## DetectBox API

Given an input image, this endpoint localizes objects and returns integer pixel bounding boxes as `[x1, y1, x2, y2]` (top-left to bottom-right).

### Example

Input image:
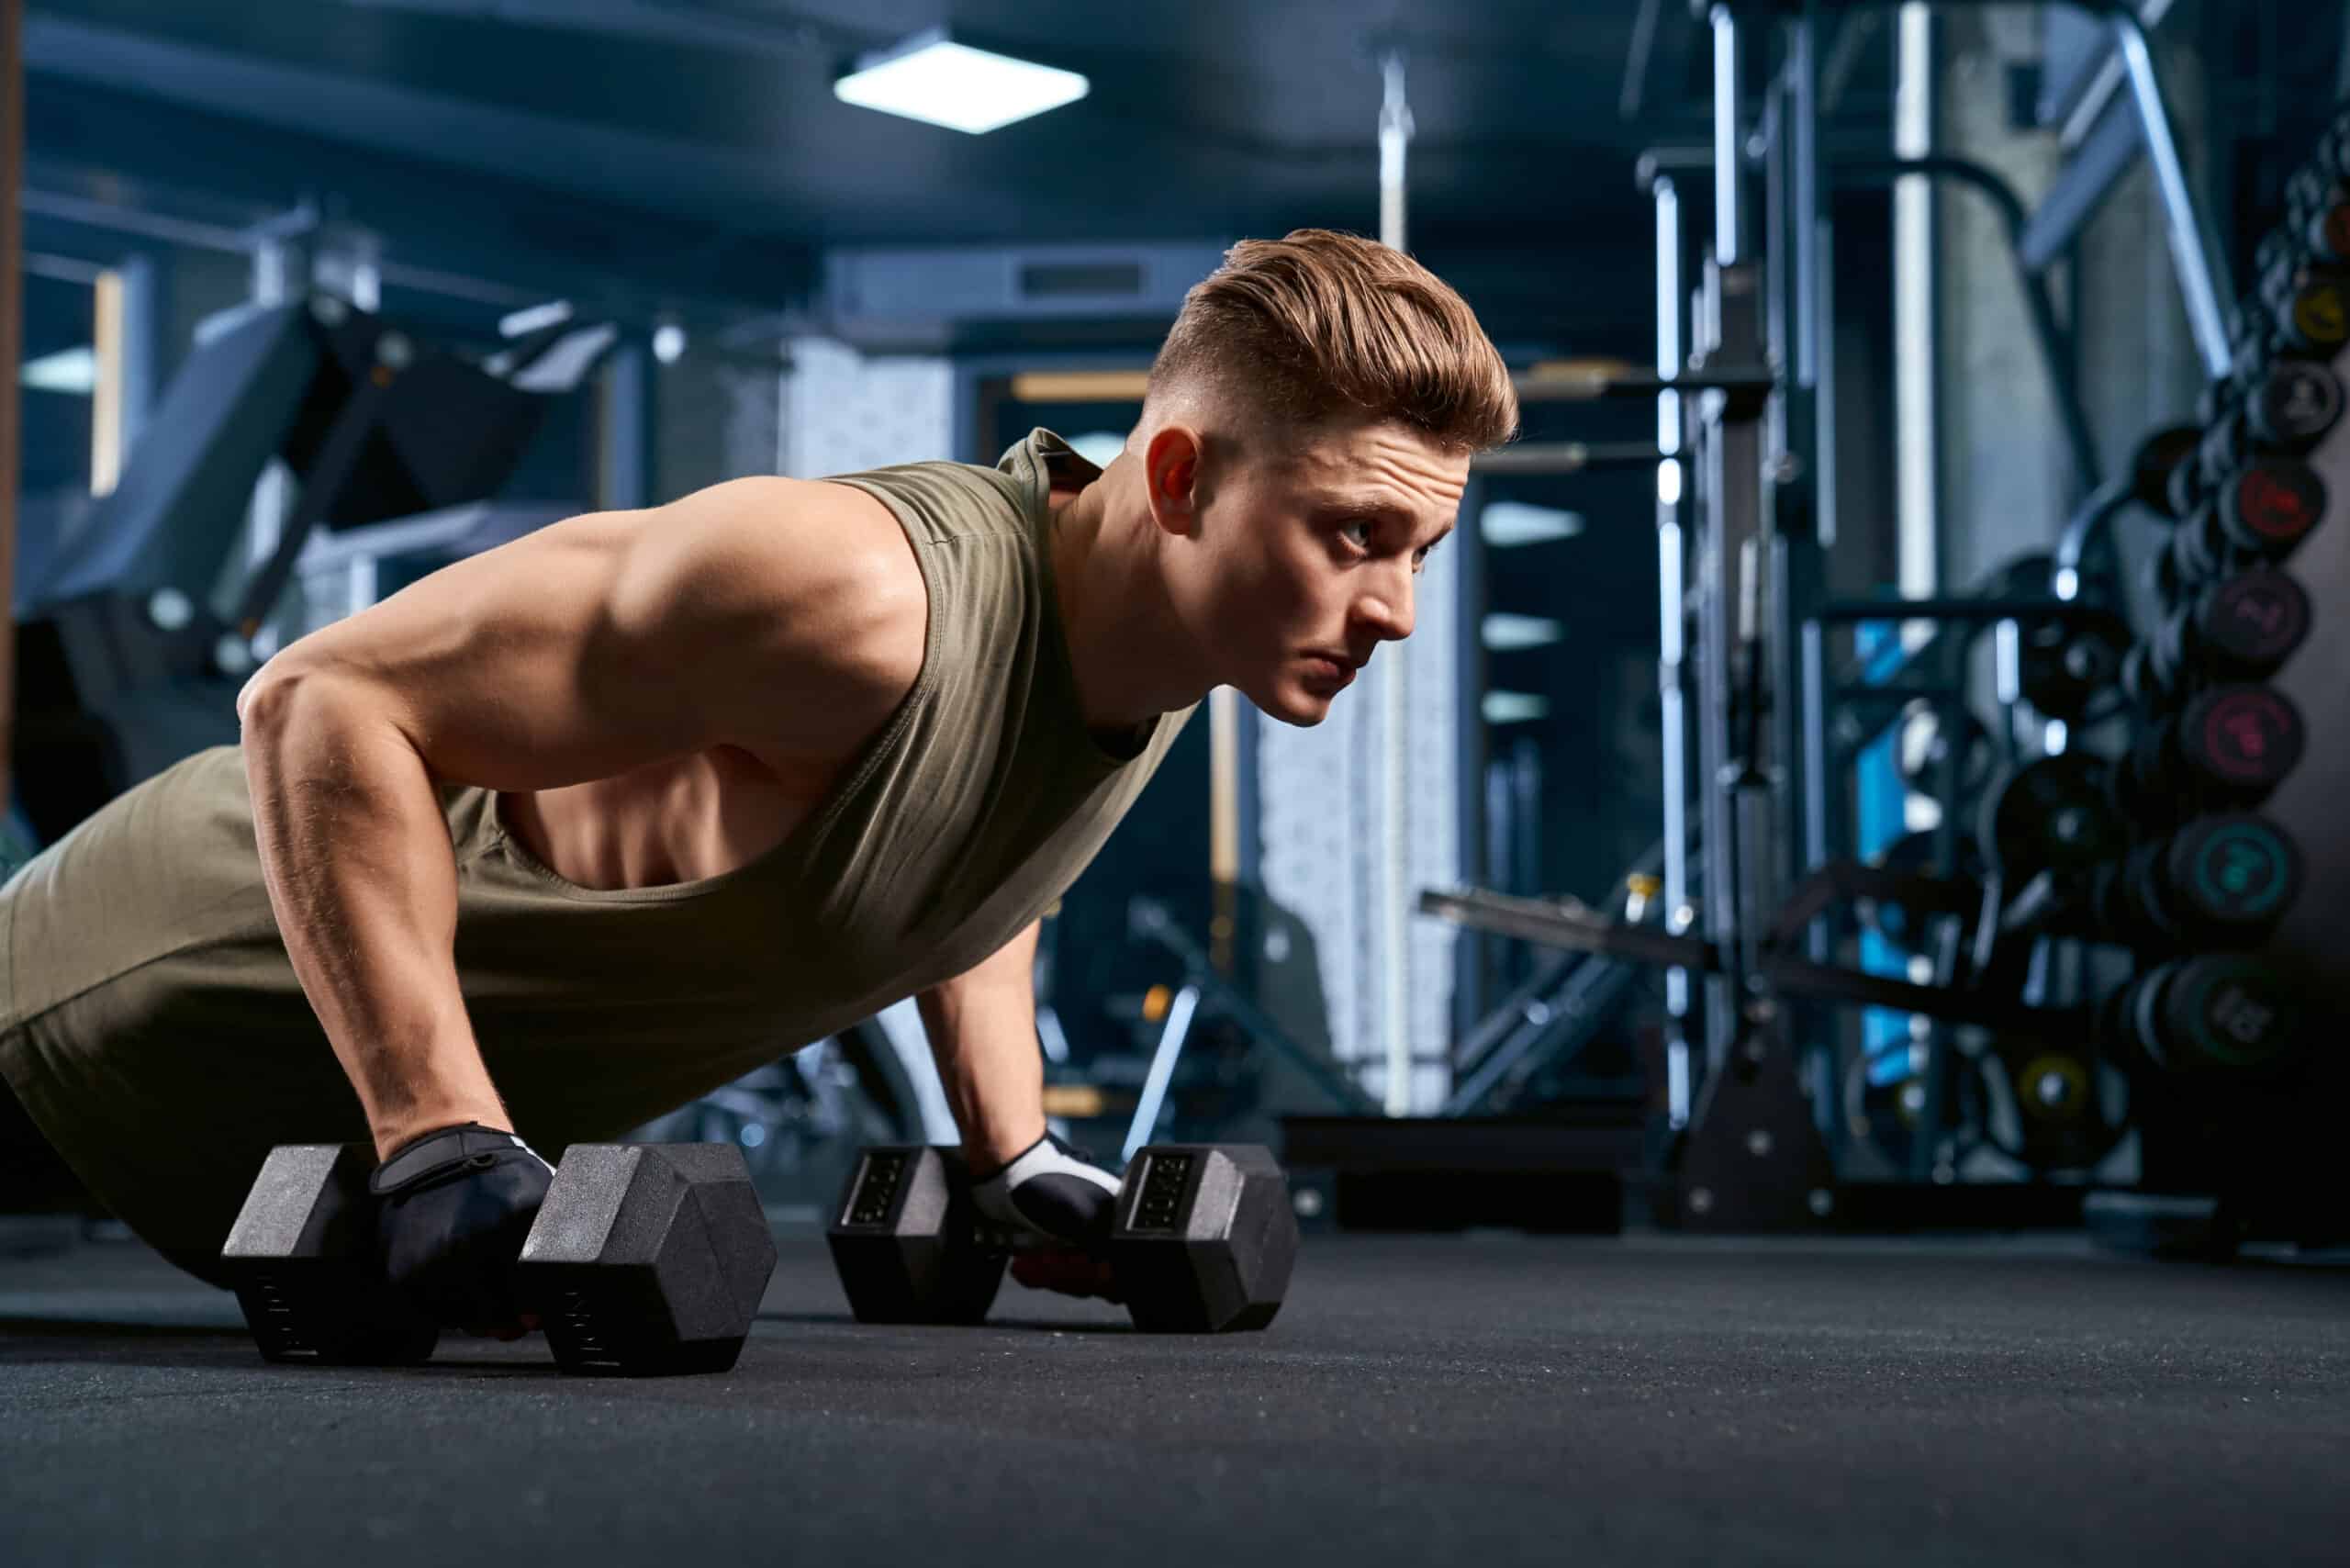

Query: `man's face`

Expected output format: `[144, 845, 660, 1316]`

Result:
[1158, 418, 1472, 726]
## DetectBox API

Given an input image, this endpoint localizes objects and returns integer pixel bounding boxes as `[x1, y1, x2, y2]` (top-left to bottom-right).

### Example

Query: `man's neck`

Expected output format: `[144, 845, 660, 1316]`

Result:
[1048, 465, 1213, 732]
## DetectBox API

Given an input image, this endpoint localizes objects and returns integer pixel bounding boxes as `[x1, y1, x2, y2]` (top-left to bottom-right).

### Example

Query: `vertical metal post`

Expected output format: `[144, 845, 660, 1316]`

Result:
[598, 342, 653, 511]
[1893, 3, 1939, 603]
[1376, 50, 1415, 1115]
[1653, 174, 1694, 1127]
[1712, 5, 1745, 266]
[1695, 262, 1769, 1068]
[2109, 12, 2232, 378]
[0, 0, 19, 812]
[1791, 4, 1821, 394]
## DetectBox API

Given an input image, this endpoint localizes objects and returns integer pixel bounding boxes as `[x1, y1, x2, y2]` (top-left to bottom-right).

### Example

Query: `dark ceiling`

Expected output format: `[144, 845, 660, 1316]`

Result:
[21, 0, 1731, 349]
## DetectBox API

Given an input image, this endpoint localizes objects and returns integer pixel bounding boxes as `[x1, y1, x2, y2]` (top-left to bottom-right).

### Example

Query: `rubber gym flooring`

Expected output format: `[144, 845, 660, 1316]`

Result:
[3, 1227, 2344, 1567]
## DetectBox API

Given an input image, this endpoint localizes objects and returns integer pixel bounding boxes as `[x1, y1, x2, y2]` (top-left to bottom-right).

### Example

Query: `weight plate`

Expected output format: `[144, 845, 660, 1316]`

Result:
[2312, 201, 2350, 263]
[2014, 1053, 2091, 1125]
[2249, 358, 2345, 447]
[2220, 458, 2327, 550]
[2197, 567, 2311, 670]
[2287, 280, 2349, 349]
[1894, 700, 1992, 804]
[1976, 754, 2122, 880]
[2165, 813, 2301, 929]
[2180, 685, 2305, 791]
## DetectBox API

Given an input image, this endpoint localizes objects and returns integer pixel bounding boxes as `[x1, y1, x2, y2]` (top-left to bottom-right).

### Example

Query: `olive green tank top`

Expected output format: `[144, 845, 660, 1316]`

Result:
[0, 428, 1192, 1260]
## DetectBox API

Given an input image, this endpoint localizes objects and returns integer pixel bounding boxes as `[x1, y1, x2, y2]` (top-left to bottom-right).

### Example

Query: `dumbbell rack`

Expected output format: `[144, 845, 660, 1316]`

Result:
[2096, 108, 2350, 1249]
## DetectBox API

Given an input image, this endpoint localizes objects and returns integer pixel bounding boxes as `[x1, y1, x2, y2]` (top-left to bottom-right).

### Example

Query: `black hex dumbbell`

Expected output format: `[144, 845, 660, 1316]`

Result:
[218, 1140, 776, 1375]
[828, 1143, 1299, 1333]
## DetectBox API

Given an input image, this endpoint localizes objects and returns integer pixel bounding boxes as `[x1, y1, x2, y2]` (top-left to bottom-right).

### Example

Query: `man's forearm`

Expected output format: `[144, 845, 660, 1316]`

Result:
[242, 672, 511, 1159]
[916, 922, 1047, 1171]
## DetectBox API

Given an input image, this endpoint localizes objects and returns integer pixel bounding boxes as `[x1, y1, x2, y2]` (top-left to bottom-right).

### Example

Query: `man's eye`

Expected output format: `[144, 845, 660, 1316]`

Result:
[1339, 520, 1374, 549]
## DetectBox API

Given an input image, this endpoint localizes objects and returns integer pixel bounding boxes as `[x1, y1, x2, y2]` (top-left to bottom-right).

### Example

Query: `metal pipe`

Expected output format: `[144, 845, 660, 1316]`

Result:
[0, 0, 18, 814]
[1376, 49, 1415, 1116]
[1712, 5, 1744, 264]
[2109, 11, 2232, 377]
[1123, 984, 1201, 1162]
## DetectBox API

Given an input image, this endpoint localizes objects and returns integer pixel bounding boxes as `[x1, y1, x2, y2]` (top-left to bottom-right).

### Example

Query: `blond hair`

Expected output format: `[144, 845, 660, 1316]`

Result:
[1147, 229, 1518, 454]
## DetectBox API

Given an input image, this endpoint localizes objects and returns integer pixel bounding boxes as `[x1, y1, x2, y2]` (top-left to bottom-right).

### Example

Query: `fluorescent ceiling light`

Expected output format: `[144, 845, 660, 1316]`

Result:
[22, 346, 96, 394]
[1482, 614, 1565, 652]
[1480, 500, 1584, 548]
[1482, 691, 1551, 725]
[836, 30, 1089, 134]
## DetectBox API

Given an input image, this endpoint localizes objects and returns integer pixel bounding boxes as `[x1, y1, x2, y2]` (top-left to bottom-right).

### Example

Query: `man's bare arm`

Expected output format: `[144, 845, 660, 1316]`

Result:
[915, 921, 1048, 1171]
[238, 476, 927, 1158]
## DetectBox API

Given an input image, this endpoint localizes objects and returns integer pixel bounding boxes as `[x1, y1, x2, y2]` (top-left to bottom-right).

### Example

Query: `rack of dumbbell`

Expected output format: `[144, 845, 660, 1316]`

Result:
[2054, 129, 2350, 1256]
[1800, 552, 2139, 1197]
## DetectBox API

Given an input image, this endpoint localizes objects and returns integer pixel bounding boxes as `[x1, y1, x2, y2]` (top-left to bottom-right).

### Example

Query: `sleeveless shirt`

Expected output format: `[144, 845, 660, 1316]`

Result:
[0, 429, 1193, 1260]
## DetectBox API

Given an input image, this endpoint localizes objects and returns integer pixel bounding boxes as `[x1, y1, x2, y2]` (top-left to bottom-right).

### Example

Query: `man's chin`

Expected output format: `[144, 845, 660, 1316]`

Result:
[1254, 684, 1337, 727]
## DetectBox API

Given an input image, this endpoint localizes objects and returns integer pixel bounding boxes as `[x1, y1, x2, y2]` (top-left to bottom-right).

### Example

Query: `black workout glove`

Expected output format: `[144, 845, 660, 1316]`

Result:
[369, 1122, 555, 1339]
[972, 1134, 1125, 1303]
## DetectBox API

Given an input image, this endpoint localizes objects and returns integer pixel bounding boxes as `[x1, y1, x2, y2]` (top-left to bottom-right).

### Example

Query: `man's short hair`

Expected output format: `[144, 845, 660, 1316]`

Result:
[1148, 229, 1519, 455]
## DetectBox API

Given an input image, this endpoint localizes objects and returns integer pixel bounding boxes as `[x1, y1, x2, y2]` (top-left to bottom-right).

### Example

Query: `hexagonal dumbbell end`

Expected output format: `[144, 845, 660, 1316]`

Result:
[825, 1146, 1009, 1325]
[1111, 1145, 1300, 1334]
[516, 1143, 777, 1376]
[218, 1143, 440, 1366]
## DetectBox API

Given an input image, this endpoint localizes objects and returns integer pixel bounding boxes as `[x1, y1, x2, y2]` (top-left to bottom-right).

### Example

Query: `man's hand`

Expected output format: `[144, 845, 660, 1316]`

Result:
[370, 1123, 554, 1339]
[974, 1134, 1126, 1303]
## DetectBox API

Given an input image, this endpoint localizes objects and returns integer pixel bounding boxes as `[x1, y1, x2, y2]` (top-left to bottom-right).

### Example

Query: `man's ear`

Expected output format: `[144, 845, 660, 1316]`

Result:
[1142, 425, 1204, 539]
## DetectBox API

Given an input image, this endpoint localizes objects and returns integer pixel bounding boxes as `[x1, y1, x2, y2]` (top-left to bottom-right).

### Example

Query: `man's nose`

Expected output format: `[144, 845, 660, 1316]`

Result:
[1359, 573, 1415, 644]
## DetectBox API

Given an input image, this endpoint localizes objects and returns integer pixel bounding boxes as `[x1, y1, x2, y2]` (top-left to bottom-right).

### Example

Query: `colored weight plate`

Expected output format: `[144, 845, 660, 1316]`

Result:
[2004, 1052, 2127, 1172]
[2178, 684, 2305, 794]
[1976, 754, 2123, 880]
[2280, 278, 2349, 351]
[2196, 567, 2311, 673]
[2163, 813, 2301, 933]
[2308, 196, 2350, 263]
[2129, 424, 2201, 518]
[2218, 458, 2327, 551]
[2247, 357, 2345, 449]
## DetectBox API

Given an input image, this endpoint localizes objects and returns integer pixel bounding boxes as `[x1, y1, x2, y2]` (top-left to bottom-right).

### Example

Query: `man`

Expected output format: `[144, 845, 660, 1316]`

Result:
[0, 230, 1517, 1337]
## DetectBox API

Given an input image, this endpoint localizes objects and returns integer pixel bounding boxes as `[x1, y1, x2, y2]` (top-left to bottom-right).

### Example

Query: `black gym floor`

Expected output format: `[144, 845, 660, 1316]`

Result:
[4, 1228, 2344, 1567]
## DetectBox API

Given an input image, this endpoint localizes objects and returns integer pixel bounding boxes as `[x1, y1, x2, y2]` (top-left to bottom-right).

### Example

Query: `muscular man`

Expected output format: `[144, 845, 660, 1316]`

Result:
[0, 230, 1517, 1335]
